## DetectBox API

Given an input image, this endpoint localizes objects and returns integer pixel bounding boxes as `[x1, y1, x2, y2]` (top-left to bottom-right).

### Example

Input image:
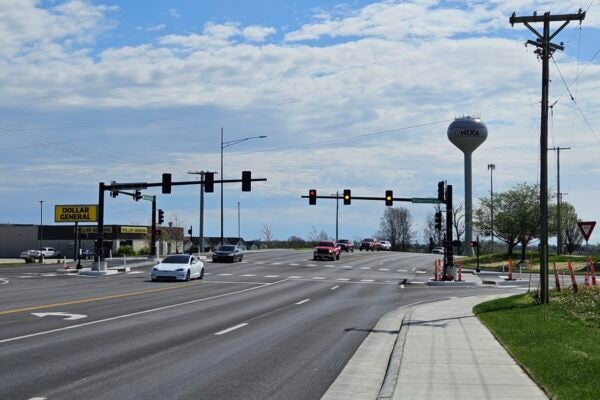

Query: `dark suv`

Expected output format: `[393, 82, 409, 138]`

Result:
[359, 238, 380, 251]
[336, 239, 354, 252]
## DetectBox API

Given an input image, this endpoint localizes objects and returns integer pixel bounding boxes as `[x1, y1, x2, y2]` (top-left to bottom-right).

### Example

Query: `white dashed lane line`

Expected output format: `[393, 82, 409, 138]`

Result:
[416, 271, 427, 274]
[330, 286, 339, 290]
[288, 276, 303, 279]
[337, 278, 350, 281]
[218, 273, 233, 276]
[397, 269, 407, 272]
[215, 323, 249, 336]
[289, 263, 299, 266]
[379, 268, 389, 271]
[271, 262, 283, 265]
[295, 299, 310, 305]
[264, 275, 280, 278]
[359, 267, 370, 270]
[240, 274, 256, 277]
[361, 279, 375, 282]
[312, 277, 326, 280]
[307, 264, 317, 267]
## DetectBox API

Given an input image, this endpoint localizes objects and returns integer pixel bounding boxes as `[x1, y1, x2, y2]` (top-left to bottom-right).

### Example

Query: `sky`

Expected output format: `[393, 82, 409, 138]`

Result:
[1, 0, 599, 245]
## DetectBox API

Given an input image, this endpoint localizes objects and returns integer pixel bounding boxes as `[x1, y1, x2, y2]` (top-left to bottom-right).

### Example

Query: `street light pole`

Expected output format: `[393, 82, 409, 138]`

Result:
[237, 202, 241, 239]
[220, 129, 266, 247]
[38, 200, 44, 250]
[487, 164, 495, 251]
[331, 191, 339, 243]
[188, 170, 218, 254]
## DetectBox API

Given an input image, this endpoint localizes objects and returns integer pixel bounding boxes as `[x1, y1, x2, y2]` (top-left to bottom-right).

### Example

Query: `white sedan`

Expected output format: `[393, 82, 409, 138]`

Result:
[151, 254, 205, 282]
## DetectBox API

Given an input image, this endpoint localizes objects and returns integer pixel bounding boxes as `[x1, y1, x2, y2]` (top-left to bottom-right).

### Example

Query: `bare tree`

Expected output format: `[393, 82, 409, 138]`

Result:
[378, 207, 414, 251]
[164, 214, 184, 253]
[261, 223, 273, 247]
[423, 204, 444, 249]
[453, 201, 465, 253]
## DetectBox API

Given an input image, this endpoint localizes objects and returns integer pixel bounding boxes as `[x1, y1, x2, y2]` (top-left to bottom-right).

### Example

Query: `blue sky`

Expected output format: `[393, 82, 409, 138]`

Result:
[1, 0, 599, 245]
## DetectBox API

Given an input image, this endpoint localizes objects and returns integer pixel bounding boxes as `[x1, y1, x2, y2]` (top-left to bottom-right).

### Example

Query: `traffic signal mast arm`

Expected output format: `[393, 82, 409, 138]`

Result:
[107, 178, 267, 191]
[302, 194, 413, 202]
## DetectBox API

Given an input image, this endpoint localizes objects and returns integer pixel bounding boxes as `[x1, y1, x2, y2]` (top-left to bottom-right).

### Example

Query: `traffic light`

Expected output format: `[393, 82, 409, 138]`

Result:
[158, 209, 164, 225]
[385, 190, 393, 206]
[437, 181, 445, 203]
[188, 225, 193, 236]
[343, 189, 351, 205]
[434, 211, 442, 231]
[242, 171, 251, 192]
[110, 189, 118, 198]
[134, 190, 142, 201]
[204, 172, 214, 193]
[162, 173, 172, 194]
[309, 189, 317, 205]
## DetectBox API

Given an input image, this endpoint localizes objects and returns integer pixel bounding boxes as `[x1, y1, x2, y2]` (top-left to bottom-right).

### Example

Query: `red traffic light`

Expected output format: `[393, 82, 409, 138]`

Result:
[309, 189, 317, 205]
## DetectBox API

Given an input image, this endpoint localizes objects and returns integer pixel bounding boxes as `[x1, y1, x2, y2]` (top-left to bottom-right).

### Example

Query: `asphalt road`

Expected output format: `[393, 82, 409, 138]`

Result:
[0, 249, 517, 400]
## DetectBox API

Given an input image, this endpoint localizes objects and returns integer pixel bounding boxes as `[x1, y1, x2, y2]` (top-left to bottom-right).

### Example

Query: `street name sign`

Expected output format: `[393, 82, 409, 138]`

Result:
[577, 221, 596, 241]
[411, 198, 441, 204]
[142, 195, 154, 201]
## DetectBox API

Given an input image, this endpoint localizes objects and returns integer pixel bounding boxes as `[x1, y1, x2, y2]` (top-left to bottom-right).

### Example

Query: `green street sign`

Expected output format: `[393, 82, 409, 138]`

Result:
[142, 195, 154, 201]
[412, 198, 441, 204]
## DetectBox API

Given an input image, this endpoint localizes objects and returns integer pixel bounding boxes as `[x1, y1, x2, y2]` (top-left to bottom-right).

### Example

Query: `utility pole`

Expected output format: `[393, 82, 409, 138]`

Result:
[237, 201, 241, 239]
[487, 164, 495, 251]
[549, 147, 570, 255]
[151, 196, 156, 258]
[510, 9, 585, 304]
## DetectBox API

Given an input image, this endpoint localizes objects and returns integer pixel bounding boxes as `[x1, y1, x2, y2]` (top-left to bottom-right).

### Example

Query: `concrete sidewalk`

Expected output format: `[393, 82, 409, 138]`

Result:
[323, 295, 548, 400]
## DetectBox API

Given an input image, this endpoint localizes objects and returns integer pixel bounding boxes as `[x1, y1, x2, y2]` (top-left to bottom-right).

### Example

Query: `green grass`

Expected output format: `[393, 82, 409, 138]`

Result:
[474, 289, 600, 400]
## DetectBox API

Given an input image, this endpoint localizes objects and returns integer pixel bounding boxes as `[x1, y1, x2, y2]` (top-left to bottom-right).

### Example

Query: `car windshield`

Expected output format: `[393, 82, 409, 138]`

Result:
[338, 240, 349, 243]
[363, 239, 373, 242]
[317, 241, 334, 247]
[161, 255, 190, 264]
[218, 246, 236, 252]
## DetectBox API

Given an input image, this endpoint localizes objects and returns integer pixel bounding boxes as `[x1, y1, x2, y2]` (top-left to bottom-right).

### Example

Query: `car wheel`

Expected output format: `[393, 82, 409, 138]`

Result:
[185, 270, 190, 282]
[151, 278, 157, 282]
[240, 255, 243, 262]
[199, 268, 204, 279]
[336, 254, 340, 260]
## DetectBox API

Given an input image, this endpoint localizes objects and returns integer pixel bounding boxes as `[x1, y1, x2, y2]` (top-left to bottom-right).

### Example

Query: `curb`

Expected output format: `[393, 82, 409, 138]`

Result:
[377, 309, 413, 400]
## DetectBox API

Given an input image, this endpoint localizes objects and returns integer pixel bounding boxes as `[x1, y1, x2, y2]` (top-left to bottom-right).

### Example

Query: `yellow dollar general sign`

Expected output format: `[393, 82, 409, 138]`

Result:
[55, 205, 98, 223]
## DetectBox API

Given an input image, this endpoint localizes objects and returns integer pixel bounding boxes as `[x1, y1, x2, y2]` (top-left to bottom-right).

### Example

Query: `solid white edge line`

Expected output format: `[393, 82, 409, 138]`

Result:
[214, 322, 249, 335]
[0, 279, 288, 344]
[295, 299, 310, 305]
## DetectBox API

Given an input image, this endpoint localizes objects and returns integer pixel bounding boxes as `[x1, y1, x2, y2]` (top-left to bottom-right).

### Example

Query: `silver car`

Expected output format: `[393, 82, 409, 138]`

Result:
[151, 254, 205, 282]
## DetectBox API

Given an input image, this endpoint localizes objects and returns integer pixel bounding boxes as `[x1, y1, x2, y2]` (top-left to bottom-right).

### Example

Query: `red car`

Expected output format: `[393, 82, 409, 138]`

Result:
[359, 238, 381, 251]
[313, 240, 341, 261]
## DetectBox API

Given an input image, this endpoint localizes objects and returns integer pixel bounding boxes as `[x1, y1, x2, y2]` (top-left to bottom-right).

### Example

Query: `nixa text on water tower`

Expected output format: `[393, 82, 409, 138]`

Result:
[447, 116, 488, 253]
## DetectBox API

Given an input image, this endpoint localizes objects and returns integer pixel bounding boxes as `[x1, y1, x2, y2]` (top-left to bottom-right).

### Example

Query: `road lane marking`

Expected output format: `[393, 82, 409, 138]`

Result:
[397, 269, 407, 272]
[255, 261, 265, 264]
[312, 277, 326, 280]
[0, 278, 9, 285]
[342, 266, 353, 269]
[288, 276, 303, 279]
[359, 267, 370, 270]
[330, 286, 339, 290]
[215, 323, 249, 336]
[241, 261, 248, 264]
[289, 263, 299, 266]
[361, 279, 375, 282]
[416, 271, 427, 274]
[240, 274, 256, 277]
[218, 273, 233, 276]
[0, 279, 288, 344]
[264, 275, 280, 278]
[295, 299, 310, 305]
[325, 265, 334, 268]
[0, 284, 204, 316]
[307, 264, 317, 267]
[31, 312, 87, 321]
[271, 262, 283, 265]
[379, 268, 389, 271]
[337, 278, 350, 281]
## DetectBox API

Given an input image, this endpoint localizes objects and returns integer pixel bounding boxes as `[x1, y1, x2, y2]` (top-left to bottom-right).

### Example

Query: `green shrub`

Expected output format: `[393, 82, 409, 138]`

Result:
[137, 246, 150, 256]
[116, 245, 135, 257]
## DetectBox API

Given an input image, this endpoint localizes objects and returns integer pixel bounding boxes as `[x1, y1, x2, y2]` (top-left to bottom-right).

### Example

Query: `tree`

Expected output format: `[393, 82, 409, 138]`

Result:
[378, 207, 413, 251]
[452, 201, 465, 253]
[423, 204, 444, 248]
[164, 214, 184, 253]
[261, 224, 273, 247]
[549, 202, 583, 254]
[474, 183, 540, 256]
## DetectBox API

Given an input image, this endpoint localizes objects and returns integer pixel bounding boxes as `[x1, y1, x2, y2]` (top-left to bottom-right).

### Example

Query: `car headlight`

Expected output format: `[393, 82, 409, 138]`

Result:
[227, 253, 234, 256]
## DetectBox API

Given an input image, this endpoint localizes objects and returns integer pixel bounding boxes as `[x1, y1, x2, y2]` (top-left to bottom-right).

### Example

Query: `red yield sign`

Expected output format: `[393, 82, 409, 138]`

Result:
[577, 221, 596, 241]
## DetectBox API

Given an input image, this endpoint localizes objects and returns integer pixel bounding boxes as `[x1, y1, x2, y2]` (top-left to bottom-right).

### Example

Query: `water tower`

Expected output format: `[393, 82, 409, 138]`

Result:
[447, 116, 488, 252]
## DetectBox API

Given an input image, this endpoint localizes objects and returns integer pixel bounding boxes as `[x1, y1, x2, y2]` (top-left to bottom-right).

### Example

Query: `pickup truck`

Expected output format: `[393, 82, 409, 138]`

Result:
[313, 240, 341, 261]
[359, 238, 380, 251]
[336, 239, 354, 252]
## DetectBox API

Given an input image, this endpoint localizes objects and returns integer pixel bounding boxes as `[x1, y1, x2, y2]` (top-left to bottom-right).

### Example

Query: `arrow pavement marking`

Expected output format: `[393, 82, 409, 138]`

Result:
[31, 312, 87, 321]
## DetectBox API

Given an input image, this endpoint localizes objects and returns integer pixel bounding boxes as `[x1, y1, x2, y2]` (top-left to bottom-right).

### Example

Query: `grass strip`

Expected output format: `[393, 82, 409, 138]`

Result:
[474, 290, 600, 400]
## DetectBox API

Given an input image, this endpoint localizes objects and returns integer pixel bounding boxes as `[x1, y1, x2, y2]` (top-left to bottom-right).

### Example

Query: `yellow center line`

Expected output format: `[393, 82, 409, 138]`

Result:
[0, 282, 201, 316]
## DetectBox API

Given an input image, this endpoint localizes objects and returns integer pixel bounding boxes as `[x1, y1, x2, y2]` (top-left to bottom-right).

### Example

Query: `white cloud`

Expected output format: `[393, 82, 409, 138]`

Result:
[242, 25, 276, 42]
[147, 24, 166, 32]
[169, 8, 181, 18]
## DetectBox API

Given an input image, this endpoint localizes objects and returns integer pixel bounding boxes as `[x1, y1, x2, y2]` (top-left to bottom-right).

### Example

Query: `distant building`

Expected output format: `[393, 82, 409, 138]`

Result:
[0, 223, 183, 258]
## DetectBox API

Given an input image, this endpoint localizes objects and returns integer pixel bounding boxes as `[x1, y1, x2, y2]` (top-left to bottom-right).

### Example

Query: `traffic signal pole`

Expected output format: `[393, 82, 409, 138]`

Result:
[151, 196, 157, 258]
